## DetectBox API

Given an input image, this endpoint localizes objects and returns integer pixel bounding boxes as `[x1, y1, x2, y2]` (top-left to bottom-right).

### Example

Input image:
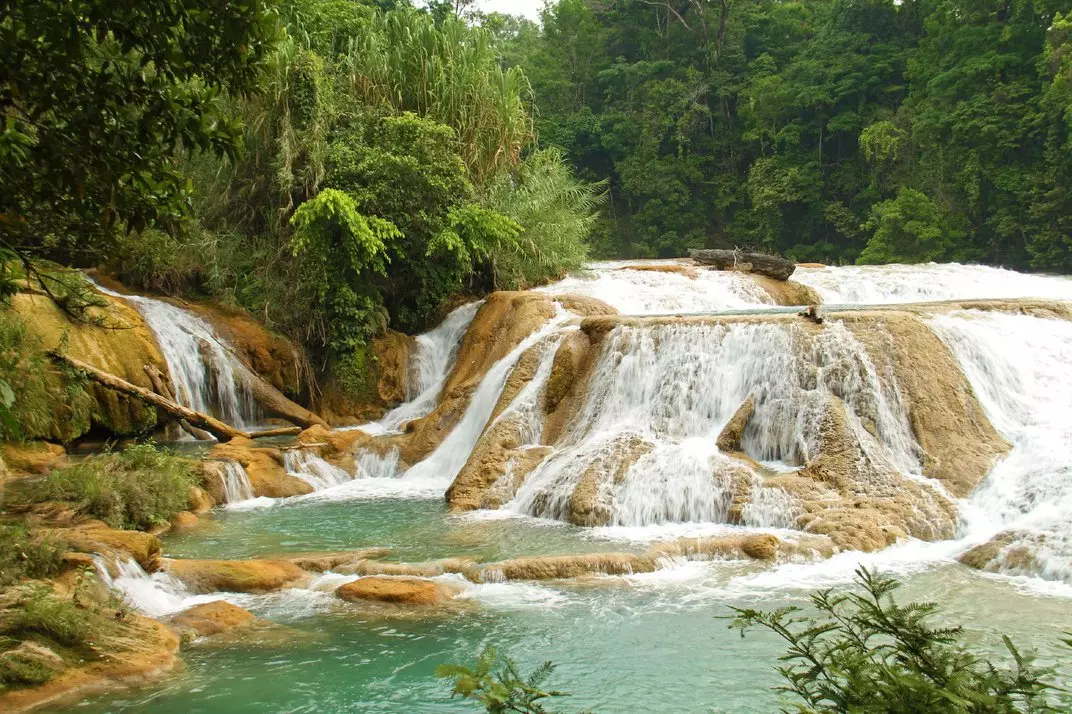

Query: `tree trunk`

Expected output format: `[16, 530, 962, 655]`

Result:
[143, 364, 215, 441]
[197, 338, 329, 430]
[52, 352, 245, 442]
[688, 249, 797, 281]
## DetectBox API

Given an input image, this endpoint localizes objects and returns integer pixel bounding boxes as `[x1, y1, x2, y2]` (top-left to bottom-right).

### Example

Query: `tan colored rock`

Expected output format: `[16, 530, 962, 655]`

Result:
[568, 435, 654, 527]
[447, 413, 532, 511]
[482, 553, 657, 581]
[747, 275, 822, 306]
[648, 533, 782, 561]
[0, 612, 180, 714]
[163, 558, 308, 593]
[320, 329, 414, 425]
[285, 549, 394, 572]
[187, 485, 215, 513]
[958, 531, 1045, 577]
[335, 576, 462, 605]
[716, 395, 755, 453]
[1, 441, 66, 475]
[210, 438, 314, 498]
[170, 511, 201, 530]
[845, 312, 1009, 497]
[543, 330, 591, 414]
[614, 263, 699, 279]
[55, 521, 162, 571]
[331, 557, 478, 580]
[170, 600, 257, 637]
[548, 294, 618, 317]
[14, 290, 166, 440]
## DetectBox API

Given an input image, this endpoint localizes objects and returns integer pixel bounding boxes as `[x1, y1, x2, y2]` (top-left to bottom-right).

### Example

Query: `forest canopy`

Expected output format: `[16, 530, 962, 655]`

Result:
[492, 0, 1072, 271]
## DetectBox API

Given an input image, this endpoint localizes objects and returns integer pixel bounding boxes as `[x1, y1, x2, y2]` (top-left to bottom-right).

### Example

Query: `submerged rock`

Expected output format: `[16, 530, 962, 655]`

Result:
[170, 601, 257, 637]
[335, 576, 462, 605]
[481, 553, 658, 581]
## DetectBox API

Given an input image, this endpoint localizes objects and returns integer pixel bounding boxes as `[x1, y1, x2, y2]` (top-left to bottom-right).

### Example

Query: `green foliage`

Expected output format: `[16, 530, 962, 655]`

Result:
[0, 0, 283, 263]
[498, 0, 1072, 270]
[0, 525, 64, 588]
[11, 588, 94, 648]
[23, 445, 197, 531]
[859, 188, 964, 265]
[0, 307, 92, 442]
[343, 10, 534, 183]
[436, 645, 572, 714]
[482, 149, 598, 289]
[729, 567, 1067, 713]
[0, 645, 56, 690]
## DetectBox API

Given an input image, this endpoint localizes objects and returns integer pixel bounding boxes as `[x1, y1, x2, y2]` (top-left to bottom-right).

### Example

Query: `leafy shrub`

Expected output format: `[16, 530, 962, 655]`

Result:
[436, 645, 572, 714]
[730, 567, 1068, 713]
[0, 525, 65, 587]
[24, 445, 197, 531]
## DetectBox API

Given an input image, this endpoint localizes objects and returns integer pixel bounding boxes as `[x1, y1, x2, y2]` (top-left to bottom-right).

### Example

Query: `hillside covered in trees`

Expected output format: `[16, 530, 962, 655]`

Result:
[491, 0, 1072, 269]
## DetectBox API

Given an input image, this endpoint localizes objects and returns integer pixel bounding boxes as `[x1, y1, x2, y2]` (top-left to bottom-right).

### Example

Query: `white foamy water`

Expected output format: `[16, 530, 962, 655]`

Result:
[93, 555, 203, 618]
[284, 450, 353, 490]
[220, 461, 255, 505]
[401, 309, 572, 487]
[795, 263, 1072, 305]
[376, 302, 481, 432]
[92, 280, 257, 426]
[508, 319, 921, 527]
[928, 311, 1072, 584]
[538, 260, 773, 314]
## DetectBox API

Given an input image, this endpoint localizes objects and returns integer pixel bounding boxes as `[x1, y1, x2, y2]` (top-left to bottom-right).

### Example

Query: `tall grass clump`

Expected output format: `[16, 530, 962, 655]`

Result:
[343, 10, 534, 184]
[25, 445, 196, 531]
[0, 525, 64, 587]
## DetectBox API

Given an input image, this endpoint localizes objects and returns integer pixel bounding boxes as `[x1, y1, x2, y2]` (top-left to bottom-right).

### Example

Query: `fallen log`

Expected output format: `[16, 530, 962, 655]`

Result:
[688, 249, 796, 281]
[143, 364, 214, 441]
[52, 352, 243, 442]
[247, 426, 303, 439]
[197, 338, 329, 430]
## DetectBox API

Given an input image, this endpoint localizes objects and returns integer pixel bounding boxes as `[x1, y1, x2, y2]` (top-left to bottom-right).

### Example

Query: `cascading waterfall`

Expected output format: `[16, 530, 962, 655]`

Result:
[538, 260, 774, 314]
[508, 319, 921, 526]
[794, 263, 1072, 305]
[402, 310, 572, 487]
[92, 555, 198, 618]
[928, 311, 1072, 583]
[92, 281, 258, 427]
[284, 450, 353, 490]
[220, 461, 255, 504]
[375, 301, 482, 432]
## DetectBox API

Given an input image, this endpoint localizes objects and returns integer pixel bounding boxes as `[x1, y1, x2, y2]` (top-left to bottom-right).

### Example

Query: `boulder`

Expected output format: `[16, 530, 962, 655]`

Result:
[1, 442, 66, 476]
[187, 485, 215, 513]
[209, 438, 314, 498]
[319, 329, 415, 425]
[163, 558, 308, 593]
[169, 600, 257, 637]
[649, 534, 782, 561]
[170, 511, 201, 531]
[55, 522, 162, 571]
[481, 553, 657, 581]
[746, 275, 822, 306]
[335, 576, 462, 606]
[13, 291, 166, 440]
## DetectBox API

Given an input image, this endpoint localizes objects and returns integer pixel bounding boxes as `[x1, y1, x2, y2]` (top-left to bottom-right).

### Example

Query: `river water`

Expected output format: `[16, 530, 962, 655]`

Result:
[72, 262, 1072, 713]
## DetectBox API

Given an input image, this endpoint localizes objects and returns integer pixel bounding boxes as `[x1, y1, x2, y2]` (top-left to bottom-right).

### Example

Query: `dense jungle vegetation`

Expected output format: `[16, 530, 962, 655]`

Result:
[3, 0, 1072, 404]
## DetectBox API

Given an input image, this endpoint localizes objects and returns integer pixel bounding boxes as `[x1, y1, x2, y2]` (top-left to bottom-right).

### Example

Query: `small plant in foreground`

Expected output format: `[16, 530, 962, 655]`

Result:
[729, 567, 1068, 713]
[23, 444, 196, 531]
[0, 524, 64, 587]
[436, 645, 574, 714]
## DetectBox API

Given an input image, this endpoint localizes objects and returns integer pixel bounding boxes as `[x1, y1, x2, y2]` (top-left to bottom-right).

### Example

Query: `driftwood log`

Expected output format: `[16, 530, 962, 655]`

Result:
[143, 364, 215, 441]
[688, 249, 796, 281]
[50, 352, 300, 442]
[196, 338, 329, 429]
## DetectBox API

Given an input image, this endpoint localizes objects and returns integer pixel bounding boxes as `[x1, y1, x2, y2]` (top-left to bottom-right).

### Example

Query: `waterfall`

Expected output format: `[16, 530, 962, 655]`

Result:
[283, 450, 353, 490]
[91, 280, 258, 427]
[794, 263, 1072, 305]
[928, 311, 1072, 583]
[355, 448, 401, 479]
[508, 319, 920, 526]
[220, 461, 255, 504]
[93, 555, 198, 618]
[538, 260, 773, 314]
[376, 301, 481, 432]
[402, 310, 571, 487]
